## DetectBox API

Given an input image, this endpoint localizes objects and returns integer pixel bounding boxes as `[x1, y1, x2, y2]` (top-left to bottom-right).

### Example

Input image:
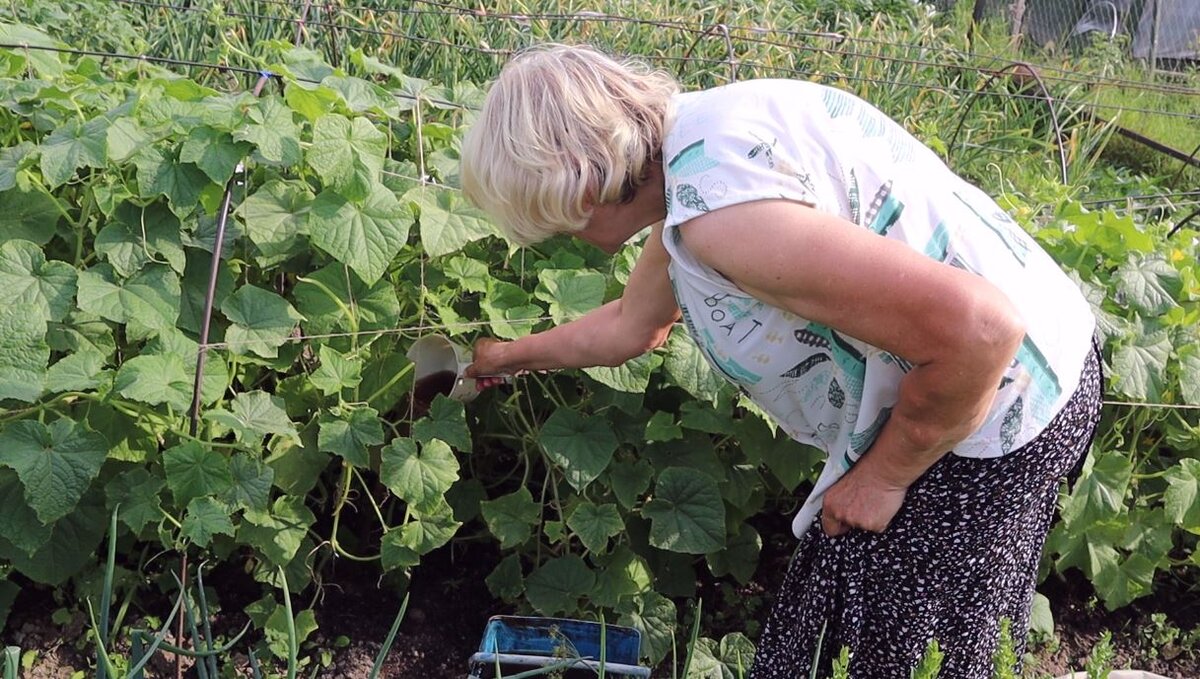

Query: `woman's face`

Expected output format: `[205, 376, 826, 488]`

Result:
[577, 202, 633, 254]
[575, 163, 667, 254]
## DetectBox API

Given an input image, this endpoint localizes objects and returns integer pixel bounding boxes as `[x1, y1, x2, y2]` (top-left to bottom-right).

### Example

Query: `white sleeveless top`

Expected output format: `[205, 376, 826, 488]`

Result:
[660, 80, 1096, 536]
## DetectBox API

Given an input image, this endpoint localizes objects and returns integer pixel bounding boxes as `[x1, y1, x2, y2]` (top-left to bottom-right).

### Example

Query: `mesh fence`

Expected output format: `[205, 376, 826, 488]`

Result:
[955, 0, 1200, 61]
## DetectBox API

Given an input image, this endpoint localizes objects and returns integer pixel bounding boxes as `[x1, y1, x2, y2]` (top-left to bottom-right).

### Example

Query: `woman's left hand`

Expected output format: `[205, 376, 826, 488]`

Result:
[821, 466, 908, 537]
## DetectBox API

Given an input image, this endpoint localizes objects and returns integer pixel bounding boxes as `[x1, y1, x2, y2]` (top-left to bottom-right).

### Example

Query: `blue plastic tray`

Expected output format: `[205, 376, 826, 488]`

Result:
[468, 615, 650, 678]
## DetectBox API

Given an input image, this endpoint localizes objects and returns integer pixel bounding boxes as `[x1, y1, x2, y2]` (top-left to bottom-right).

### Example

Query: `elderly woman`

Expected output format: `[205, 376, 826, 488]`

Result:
[460, 44, 1101, 677]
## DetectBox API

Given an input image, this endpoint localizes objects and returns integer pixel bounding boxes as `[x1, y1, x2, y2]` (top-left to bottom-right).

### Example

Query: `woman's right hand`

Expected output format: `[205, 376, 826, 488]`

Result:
[465, 338, 514, 390]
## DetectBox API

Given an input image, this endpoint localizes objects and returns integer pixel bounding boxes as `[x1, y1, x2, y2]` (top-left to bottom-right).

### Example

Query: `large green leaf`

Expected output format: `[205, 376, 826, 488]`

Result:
[0, 468, 52, 555]
[76, 263, 180, 338]
[592, 546, 653, 608]
[0, 142, 34, 192]
[307, 114, 387, 201]
[322, 76, 399, 117]
[95, 202, 186, 277]
[39, 116, 108, 188]
[308, 186, 414, 285]
[221, 285, 304, 359]
[643, 466, 726, 554]
[381, 499, 461, 571]
[113, 353, 192, 411]
[317, 405, 384, 467]
[566, 501, 624, 554]
[584, 352, 662, 394]
[380, 438, 459, 511]
[135, 145, 212, 216]
[283, 81, 339, 122]
[404, 187, 494, 257]
[293, 262, 401, 335]
[163, 441, 233, 507]
[481, 279, 543, 340]
[179, 126, 250, 184]
[524, 555, 595, 616]
[1179, 345, 1200, 406]
[644, 411, 683, 442]
[0, 187, 62, 245]
[178, 246, 234, 334]
[618, 591, 677, 665]
[540, 407, 618, 492]
[1120, 507, 1174, 568]
[1, 492, 106, 586]
[266, 427, 329, 497]
[411, 395, 471, 451]
[685, 638, 726, 678]
[88, 404, 156, 464]
[706, 523, 761, 585]
[0, 239, 77, 321]
[223, 453, 274, 513]
[535, 269, 606, 324]
[480, 487, 539, 549]
[1092, 551, 1156, 610]
[1111, 330, 1171, 402]
[1062, 451, 1132, 529]
[206, 391, 298, 443]
[663, 329, 723, 403]
[143, 328, 226, 407]
[239, 497, 315, 567]
[106, 117, 149, 163]
[104, 467, 165, 533]
[235, 179, 313, 265]
[181, 497, 236, 548]
[233, 96, 301, 166]
[1116, 255, 1181, 316]
[309, 344, 362, 396]
[0, 304, 47, 402]
[1164, 459, 1200, 534]
[609, 458, 655, 509]
[644, 434, 726, 482]
[0, 419, 107, 524]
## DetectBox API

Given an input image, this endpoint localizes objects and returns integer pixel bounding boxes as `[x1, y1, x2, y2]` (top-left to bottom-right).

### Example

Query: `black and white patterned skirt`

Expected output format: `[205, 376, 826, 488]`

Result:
[750, 346, 1103, 678]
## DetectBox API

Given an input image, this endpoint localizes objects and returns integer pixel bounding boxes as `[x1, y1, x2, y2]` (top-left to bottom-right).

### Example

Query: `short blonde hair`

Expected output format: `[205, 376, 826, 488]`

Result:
[461, 44, 678, 246]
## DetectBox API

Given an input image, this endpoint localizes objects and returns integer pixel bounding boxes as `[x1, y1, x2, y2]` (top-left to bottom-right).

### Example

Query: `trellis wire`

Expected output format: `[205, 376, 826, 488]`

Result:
[103, 0, 1200, 121]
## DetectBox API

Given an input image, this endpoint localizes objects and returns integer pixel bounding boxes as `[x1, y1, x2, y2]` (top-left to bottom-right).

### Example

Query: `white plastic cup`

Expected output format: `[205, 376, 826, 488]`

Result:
[405, 335, 478, 403]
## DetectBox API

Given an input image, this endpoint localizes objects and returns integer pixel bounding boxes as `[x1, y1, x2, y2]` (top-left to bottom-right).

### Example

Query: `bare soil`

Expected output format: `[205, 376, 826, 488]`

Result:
[5, 513, 1199, 678]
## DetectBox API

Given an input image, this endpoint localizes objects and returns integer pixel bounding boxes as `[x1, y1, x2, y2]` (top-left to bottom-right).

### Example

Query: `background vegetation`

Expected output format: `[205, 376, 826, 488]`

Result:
[0, 0, 1197, 675]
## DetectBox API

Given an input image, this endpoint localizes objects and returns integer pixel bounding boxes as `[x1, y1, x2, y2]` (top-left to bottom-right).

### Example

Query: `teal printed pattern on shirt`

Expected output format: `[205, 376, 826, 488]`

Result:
[865, 181, 904, 235]
[699, 329, 763, 385]
[822, 89, 855, 118]
[924, 222, 951, 260]
[1015, 335, 1062, 407]
[676, 184, 710, 212]
[668, 139, 719, 177]
[953, 192, 1030, 265]
[791, 324, 866, 398]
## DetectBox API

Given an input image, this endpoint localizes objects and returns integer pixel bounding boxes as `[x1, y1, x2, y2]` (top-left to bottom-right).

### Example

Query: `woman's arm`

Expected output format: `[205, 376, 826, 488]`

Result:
[466, 223, 681, 377]
[678, 199, 1026, 533]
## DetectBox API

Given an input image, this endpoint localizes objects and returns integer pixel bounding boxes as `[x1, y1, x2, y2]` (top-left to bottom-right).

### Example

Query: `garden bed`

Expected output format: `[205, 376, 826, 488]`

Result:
[7, 511, 1198, 678]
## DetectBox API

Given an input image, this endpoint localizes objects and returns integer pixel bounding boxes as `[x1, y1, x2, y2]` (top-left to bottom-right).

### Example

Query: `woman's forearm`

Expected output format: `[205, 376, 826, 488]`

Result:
[857, 316, 1024, 488]
[489, 299, 664, 374]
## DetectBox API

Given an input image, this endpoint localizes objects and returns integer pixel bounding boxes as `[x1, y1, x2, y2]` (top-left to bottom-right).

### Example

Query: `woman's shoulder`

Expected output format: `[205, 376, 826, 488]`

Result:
[667, 79, 829, 146]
